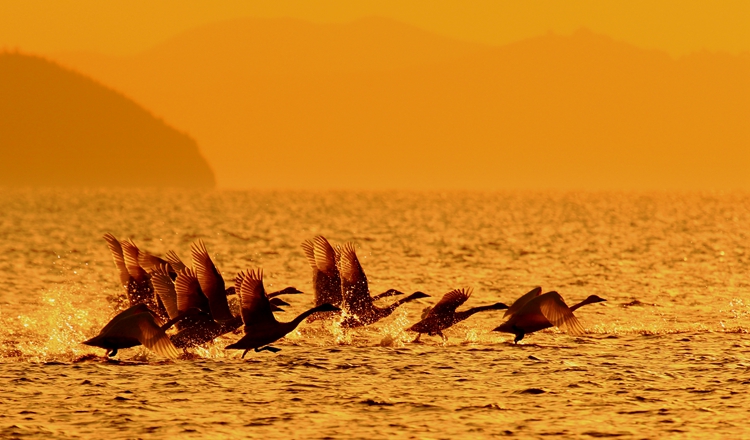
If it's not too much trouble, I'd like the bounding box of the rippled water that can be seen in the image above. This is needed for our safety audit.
[1,189,750,438]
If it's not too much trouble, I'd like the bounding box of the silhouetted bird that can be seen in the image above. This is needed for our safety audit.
[226,269,340,357]
[102,233,168,320]
[493,290,606,343]
[338,243,429,327]
[82,303,196,358]
[408,288,508,342]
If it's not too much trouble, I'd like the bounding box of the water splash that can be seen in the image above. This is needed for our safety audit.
[1,285,113,362]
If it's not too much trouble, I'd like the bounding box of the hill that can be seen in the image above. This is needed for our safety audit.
[0,52,215,187]
[52,19,750,189]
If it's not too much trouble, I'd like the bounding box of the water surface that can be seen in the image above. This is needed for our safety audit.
[1,189,749,438]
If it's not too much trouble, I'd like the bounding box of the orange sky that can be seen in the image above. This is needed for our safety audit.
[1,0,749,57]
[2,1,749,190]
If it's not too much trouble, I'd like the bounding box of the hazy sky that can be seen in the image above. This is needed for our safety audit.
[2,1,748,190]
[1,0,748,56]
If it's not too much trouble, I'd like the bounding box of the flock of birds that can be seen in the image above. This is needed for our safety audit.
[83,234,607,359]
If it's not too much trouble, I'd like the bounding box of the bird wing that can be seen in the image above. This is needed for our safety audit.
[504,286,543,318]
[138,252,168,273]
[133,313,181,359]
[301,239,317,270]
[302,236,339,275]
[238,269,277,326]
[315,236,339,275]
[150,264,180,319]
[191,240,233,322]
[165,250,186,272]
[428,288,472,318]
[121,239,150,283]
[103,233,131,287]
[338,243,368,289]
[538,291,585,336]
[234,271,245,297]
[175,268,211,315]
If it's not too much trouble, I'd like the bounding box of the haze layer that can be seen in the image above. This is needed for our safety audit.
[0,53,215,187]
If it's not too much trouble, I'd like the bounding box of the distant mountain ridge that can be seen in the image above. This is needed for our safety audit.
[0,52,215,187]
[51,17,750,189]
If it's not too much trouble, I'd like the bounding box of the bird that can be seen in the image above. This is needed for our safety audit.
[301,236,406,322]
[407,288,508,342]
[157,265,243,349]
[225,268,340,357]
[338,243,429,328]
[82,303,196,358]
[102,233,169,320]
[151,241,299,349]
[493,290,606,343]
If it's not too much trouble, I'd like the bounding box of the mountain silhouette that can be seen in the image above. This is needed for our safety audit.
[52,18,750,189]
[0,52,215,187]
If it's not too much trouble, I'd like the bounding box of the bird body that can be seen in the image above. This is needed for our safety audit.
[408,288,508,341]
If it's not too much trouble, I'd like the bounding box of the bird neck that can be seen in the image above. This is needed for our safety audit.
[292,304,336,326]
[570,297,597,312]
[386,292,424,313]
[453,305,497,322]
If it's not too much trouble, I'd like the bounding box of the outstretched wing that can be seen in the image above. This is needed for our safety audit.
[234,271,245,297]
[428,288,472,318]
[138,251,169,273]
[121,239,150,283]
[303,236,343,308]
[165,250,186,272]
[538,291,585,336]
[191,240,233,322]
[151,264,180,320]
[238,268,276,327]
[338,243,372,314]
[175,268,211,315]
[302,236,339,275]
[133,313,181,359]
[103,233,131,287]
[504,286,543,318]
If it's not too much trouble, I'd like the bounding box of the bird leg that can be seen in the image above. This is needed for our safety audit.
[437,331,447,341]
[412,333,422,343]
[241,349,250,358]
[514,332,525,344]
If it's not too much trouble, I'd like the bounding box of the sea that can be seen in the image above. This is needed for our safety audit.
[1,188,749,439]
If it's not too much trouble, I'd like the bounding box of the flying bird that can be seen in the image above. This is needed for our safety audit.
[225,268,340,357]
[493,290,606,343]
[407,288,508,342]
[82,303,196,358]
[338,243,429,328]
